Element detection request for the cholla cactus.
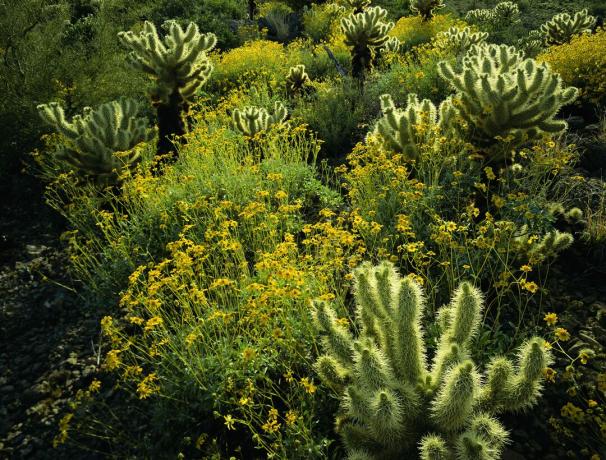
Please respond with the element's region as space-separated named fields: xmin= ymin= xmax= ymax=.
xmin=434 ymin=26 xmax=489 ymax=55
xmin=341 ymin=6 xmax=394 ymax=79
xmin=465 ymin=2 xmax=519 ymax=30
xmin=517 ymin=30 xmax=545 ymax=57
xmin=374 ymin=93 xmax=456 ymax=159
xmin=410 ymin=0 xmax=445 ymax=21
xmin=540 ymin=9 xmax=596 ymax=46
xmin=285 ymin=64 xmax=310 ymax=97
xmin=465 ymin=8 xmax=494 ymax=27
xmin=438 ymin=43 xmax=578 ymax=161
xmin=314 ymin=261 xmax=550 ymax=460
xmin=37 ymin=99 xmax=152 ymax=182
xmin=514 ymin=226 xmax=574 ymax=264
xmin=232 ymin=101 xmax=288 ymax=137
xmin=492 ymin=1 xmax=520 ymax=27
xmin=118 ymin=21 xmax=217 ymax=160
xmin=346 ymin=0 xmax=372 ymax=14
xmin=382 ymin=36 xmax=402 ymax=53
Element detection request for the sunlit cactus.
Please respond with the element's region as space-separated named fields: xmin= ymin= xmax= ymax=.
xmin=285 ymin=64 xmax=310 ymax=97
xmin=466 ymin=2 xmax=519 ymax=29
xmin=437 ymin=43 xmax=578 ymax=161
xmin=37 ymin=99 xmax=152 ymax=183
xmin=232 ymin=101 xmax=288 ymax=137
xmin=346 ymin=0 xmax=372 ymax=14
xmin=341 ymin=6 xmax=394 ymax=79
xmin=434 ymin=26 xmax=489 ymax=55
xmin=492 ymin=1 xmax=520 ymax=27
xmin=514 ymin=226 xmax=574 ymax=265
xmin=465 ymin=8 xmax=494 ymax=27
xmin=517 ymin=30 xmax=545 ymax=57
xmin=374 ymin=93 xmax=456 ymax=159
xmin=410 ymin=0 xmax=445 ymax=21
xmin=118 ymin=21 xmax=217 ymax=160
xmin=314 ymin=261 xmax=551 ymax=459
xmin=540 ymin=9 xmax=596 ymax=46
xmin=383 ymin=36 xmax=402 ymax=53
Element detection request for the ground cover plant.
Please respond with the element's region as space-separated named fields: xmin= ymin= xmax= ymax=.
xmin=1 ymin=0 xmax=606 ymax=459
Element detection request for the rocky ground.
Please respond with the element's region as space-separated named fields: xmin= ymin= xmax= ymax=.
xmin=0 ymin=178 xmax=100 ymax=459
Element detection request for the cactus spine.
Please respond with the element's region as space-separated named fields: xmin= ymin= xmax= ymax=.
xmin=314 ymin=261 xmax=551 ymax=460
xmin=37 ymin=99 xmax=152 ymax=183
xmin=382 ymin=36 xmax=402 ymax=53
xmin=232 ymin=101 xmax=288 ymax=137
xmin=374 ymin=93 xmax=456 ymax=159
xmin=438 ymin=43 xmax=578 ymax=161
xmin=285 ymin=64 xmax=310 ymax=97
xmin=410 ymin=0 xmax=445 ymax=22
xmin=118 ymin=21 xmax=217 ymax=162
xmin=540 ymin=9 xmax=596 ymax=46
xmin=341 ymin=6 xmax=394 ymax=80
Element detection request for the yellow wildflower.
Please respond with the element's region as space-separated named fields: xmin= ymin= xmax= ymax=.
xmin=543 ymin=312 xmax=558 ymax=326
xmin=555 ymin=328 xmax=571 ymax=342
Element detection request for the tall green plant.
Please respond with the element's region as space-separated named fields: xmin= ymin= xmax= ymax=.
xmin=118 ymin=21 xmax=216 ymax=162
xmin=314 ymin=261 xmax=551 ymax=460
xmin=37 ymin=98 xmax=152 ymax=183
xmin=341 ymin=6 xmax=393 ymax=80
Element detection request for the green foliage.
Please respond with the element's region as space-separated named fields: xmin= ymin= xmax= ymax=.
xmin=286 ymin=64 xmax=311 ymax=96
xmin=540 ymin=9 xmax=596 ymax=46
xmin=232 ymin=101 xmax=288 ymax=136
xmin=314 ymin=261 xmax=551 ymax=459
xmin=147 ymin=0 xmax=246 ymax=50
xmin=433 ymin=26 xmax=489 ymax=56
xmin=438 ymin=43 xmax=578 ymax=160
xmin=302 ymin=3 xmax=344 ymax=43
xmin=374 ymin=93 xmax=455 ymax=159
xmin=260 ymin=1 xmax=295 ymax=42
xmin=410 ymin=0 xmax=446 ymax=21
xmin=118 ymin=21 xmax=217 ymax=104
xmin=341 ymin=6 xmax=394 ymax=78
xmin=37 ymin=98 xmax=152 ymax=182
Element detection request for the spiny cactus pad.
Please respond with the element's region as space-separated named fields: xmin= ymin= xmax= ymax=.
xmin=314 ymin=261 xmax=551 ymax=460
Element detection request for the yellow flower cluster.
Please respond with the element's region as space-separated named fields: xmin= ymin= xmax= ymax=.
xmin=538 ymin=28 xmax=606 ymax=104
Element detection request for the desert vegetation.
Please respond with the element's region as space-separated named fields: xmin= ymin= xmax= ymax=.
xmin=1 ymin=0 xmax=605 ymax=458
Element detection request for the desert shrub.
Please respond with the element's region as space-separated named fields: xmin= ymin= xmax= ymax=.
xmin=335 ymin=123 xmax=580 ymax=347
xmin=210 ymin=40 xmax=290 ymax=93
xmin=389 ymin=14 xmax=465 ymax=51
xmin=366 ymin=43 xmax=454 ymax=107
xmin=147 ymin=0 xmax=247 ymax=50
xmin=537 ymin=28 xmax=606 ymax=107
xmin=259 ymin=1 xmax=296 ymax=42
xmin=0 ymin=0 xmax=147 ymax=189
xmin=302 ymin=2 xmax=345 ymax=43
xmin=293 ymin=79 xmax=374 ymax=157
